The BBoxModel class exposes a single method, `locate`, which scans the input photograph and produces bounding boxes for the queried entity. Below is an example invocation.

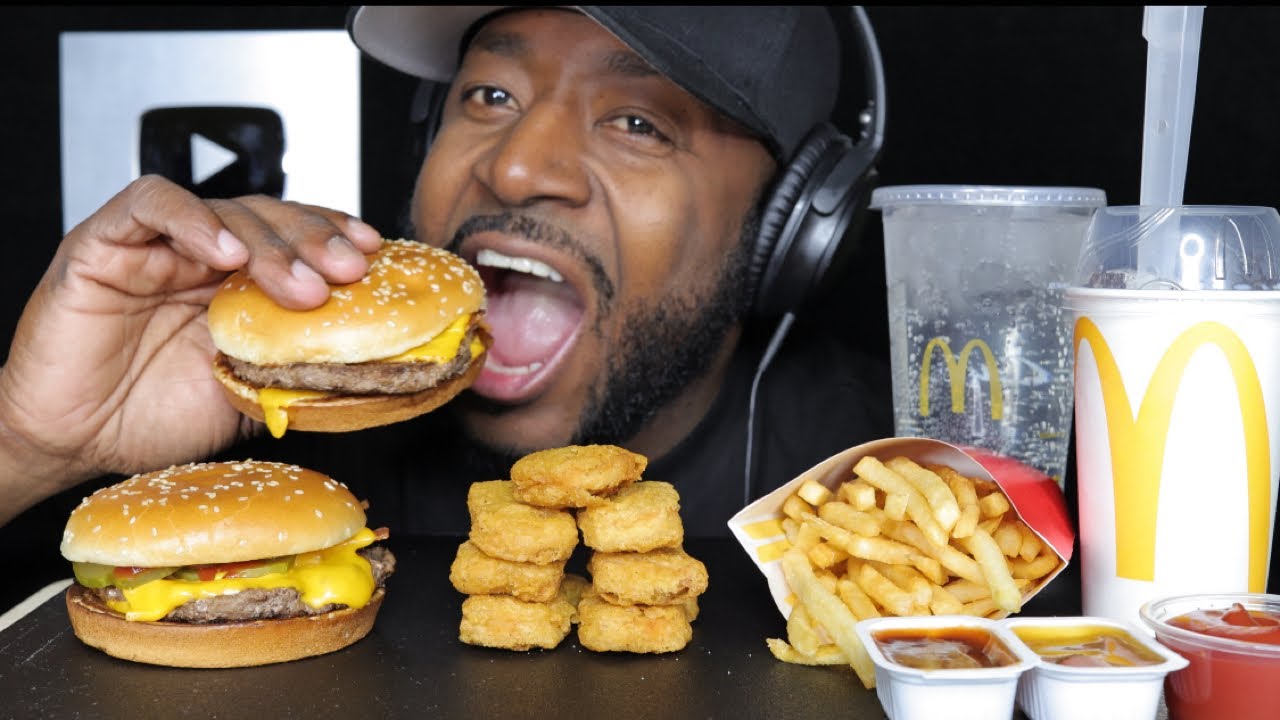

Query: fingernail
[216,230,244,257]
[290,258,324,285]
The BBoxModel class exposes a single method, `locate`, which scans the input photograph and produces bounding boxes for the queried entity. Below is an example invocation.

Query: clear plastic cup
[870,185,1106,485]
[1139,592,1280,720]
[1067,206,1280,628]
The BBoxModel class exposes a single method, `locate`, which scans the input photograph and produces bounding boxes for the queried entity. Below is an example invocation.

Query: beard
[571,213,759,445]
[445,206,761,461]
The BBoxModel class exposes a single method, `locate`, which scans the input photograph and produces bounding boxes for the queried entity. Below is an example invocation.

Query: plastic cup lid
[870,184,1107,210]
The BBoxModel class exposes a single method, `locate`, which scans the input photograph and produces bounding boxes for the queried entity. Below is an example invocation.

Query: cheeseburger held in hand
[209,239,489,438]
[60,460,395,668]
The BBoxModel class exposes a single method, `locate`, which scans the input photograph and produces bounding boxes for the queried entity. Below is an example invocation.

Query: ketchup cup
[1139,592,1280,720]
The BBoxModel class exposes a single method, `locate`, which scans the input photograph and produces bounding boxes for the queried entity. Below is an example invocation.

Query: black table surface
[1,536,1087,720]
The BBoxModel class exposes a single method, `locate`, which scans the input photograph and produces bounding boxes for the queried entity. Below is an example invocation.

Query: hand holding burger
[209,238,489,438]
[61,460,395,667]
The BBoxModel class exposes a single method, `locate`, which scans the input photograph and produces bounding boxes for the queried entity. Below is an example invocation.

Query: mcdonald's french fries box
[728,437,1075,620]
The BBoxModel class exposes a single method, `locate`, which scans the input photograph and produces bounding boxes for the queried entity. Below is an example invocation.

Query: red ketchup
[1158,603,1280,719]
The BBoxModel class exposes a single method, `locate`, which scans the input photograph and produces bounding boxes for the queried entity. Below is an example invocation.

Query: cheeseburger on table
[209,239,489,438]
[60,460,394,667]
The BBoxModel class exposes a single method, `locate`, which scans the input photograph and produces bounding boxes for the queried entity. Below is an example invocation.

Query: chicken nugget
[577,481,683,552]
[467,480,578,563]
[449,541,565,602]
[560,573,591,623]
[587,547,709,606]
[576,589,693,654]
[459,578,580,651]
[510,444,647,508]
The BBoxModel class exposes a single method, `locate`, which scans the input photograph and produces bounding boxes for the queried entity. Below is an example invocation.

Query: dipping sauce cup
[1139,592,1280,720]
[855,615,1039,720]
[1004,616,1188,720]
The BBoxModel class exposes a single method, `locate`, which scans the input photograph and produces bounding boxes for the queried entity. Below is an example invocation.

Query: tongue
[485,274,584,367]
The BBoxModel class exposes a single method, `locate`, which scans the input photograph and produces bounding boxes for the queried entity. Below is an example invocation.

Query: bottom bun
[65,584,386,668]
[212,336,487,434]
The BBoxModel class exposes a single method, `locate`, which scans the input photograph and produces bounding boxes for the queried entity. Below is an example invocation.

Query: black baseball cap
[346,5,842,161]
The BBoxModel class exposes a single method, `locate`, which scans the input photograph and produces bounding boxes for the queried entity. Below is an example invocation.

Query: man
[0,7,889,545]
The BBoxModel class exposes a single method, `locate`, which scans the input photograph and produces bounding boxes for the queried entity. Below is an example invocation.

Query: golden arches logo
[1074,318,1272,591]
[919,337,1004,420]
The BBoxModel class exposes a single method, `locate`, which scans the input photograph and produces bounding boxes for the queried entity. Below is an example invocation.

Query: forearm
[0,373,88,527]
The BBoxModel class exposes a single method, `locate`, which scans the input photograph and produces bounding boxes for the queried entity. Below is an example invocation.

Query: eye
[603,114,671,144]
[461,85,516,109]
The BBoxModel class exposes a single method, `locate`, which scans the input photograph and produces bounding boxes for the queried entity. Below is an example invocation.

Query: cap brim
[347,5,508,81]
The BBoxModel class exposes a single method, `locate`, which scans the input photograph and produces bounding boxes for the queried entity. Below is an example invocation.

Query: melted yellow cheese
[381,314,470,362]
[107,527,378,622]
[258,387,330,439]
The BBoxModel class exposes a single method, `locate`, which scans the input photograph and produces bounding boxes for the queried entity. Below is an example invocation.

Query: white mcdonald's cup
[1066,205,1280,627]
[871,185,1107,485]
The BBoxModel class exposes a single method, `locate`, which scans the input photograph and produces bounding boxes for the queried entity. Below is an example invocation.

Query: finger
[230,195,376,284]
[207,199,332,310]
[284,201,384,253]
[89,175,248,270]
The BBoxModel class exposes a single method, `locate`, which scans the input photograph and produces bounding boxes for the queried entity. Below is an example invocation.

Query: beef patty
[93,544,396,624]
[224,320,482,395]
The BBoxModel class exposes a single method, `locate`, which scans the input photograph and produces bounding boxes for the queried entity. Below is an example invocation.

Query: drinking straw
[1139,6,1205,207]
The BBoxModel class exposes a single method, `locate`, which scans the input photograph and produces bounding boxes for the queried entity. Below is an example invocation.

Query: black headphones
[408,6,886,322]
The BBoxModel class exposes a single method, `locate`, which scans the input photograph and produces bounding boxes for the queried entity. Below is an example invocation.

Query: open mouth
[471,247,586,402]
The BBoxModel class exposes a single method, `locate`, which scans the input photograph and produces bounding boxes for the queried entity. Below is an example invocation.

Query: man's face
[413,8,776,456]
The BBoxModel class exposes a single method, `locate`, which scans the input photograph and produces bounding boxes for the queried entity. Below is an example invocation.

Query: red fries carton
[727,437,1074,620]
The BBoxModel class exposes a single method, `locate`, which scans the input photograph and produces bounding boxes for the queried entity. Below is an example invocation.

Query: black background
[2,6,1279,612]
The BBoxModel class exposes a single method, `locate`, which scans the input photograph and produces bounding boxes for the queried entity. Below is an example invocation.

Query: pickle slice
[72,562,115,588]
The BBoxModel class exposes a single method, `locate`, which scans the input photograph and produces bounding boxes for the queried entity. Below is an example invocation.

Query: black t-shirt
[222,320,892,538]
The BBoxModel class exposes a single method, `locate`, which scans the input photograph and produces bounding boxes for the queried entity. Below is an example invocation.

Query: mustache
[446,212,615,308]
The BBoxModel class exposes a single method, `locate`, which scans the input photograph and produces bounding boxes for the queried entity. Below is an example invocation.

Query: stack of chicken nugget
[450,479,588,650]
[451,444,708,654]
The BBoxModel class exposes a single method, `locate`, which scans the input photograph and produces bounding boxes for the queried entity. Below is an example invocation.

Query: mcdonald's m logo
[1075,318,1272,591]
[919,337,1004,420]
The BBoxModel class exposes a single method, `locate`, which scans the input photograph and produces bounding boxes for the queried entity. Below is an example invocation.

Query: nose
[475,102,591,209]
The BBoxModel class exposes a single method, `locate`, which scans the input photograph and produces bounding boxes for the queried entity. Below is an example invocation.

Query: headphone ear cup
[750,124,847,318]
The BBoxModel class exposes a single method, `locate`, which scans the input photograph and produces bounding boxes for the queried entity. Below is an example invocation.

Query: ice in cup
[1066,206,1280,626]
[1140,592,1280,720]
[870,185,1106,485]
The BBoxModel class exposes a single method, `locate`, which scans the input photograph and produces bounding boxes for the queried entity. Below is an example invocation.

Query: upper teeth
[476,249,564,282]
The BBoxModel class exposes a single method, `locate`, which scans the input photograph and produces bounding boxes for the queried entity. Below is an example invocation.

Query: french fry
[797,479,832,506]
[783,494,816,522]
[818,501,882,538]
[993,520,1024,557]
[885,457,961,533]
[956,528,1022,613]
[935,466,980,539]
[807,541,848,569]
[838,479,878,511]
[871,561,933,610]
[943,579,993,604]
[882,492,908,521]
[856,563,915,616]
[766,638,850,666]
[781,549,877,688]
[836,577,881,621]
[787,604,823,657]
[1010,553,1060,581]
[927,581,965,615]
[1017,523,1042,563]
[978,490,1011,519]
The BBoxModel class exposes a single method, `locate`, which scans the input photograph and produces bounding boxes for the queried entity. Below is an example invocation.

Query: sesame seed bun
[207,239,486,365]
[205,239,489,435]
[60,460,367,567]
